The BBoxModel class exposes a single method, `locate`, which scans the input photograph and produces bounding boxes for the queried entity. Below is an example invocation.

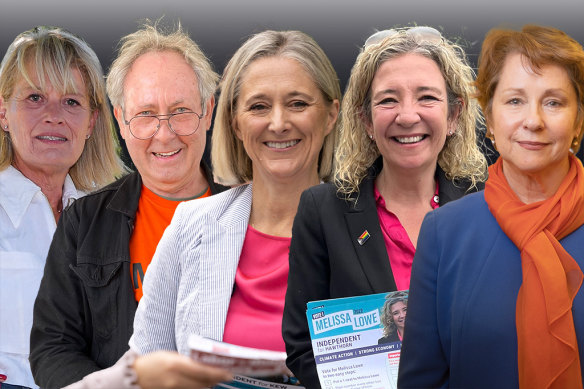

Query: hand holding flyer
[188,335,304,389]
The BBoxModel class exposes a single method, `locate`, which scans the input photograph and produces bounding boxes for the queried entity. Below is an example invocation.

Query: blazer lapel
[344,179,397,293]
[198,184,253,341]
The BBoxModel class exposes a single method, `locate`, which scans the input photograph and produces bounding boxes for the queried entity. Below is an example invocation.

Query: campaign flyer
[188,334,304,389]
[306,291,408,389]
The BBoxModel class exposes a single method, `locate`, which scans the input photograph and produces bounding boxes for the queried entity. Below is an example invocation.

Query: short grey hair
[106,21,218,114]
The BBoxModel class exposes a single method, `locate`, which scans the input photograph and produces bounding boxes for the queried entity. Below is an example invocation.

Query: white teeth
[154,149,180,157]
[37,135,66,141]
[395,135,424,144]
[265,140,300,149]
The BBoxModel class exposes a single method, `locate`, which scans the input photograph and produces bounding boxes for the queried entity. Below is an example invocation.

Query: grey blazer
[130,184,252,355]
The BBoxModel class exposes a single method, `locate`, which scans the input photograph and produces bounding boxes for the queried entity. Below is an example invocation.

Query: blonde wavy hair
[212,30,341,185]
[0,26,125,191]
[335,28,487,198]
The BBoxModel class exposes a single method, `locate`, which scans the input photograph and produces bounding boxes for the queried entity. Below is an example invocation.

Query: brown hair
[475,25,584,150]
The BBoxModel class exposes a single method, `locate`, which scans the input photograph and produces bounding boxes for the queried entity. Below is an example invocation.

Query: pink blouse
[222,226,291,352]
[374,183,439,290]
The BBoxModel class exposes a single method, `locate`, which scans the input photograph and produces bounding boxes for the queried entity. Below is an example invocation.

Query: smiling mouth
[37,135,67,141]
[393,135,426,144]
[154,149,181,158]
[265,140,300,149]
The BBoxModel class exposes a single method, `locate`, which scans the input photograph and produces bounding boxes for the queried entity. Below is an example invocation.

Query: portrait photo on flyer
[306,291,409,389]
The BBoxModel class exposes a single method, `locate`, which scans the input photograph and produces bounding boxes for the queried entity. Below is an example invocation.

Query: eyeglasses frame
[122,111,204,140]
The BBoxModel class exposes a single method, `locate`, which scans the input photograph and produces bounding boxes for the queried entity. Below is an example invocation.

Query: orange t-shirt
[129,185,211,301]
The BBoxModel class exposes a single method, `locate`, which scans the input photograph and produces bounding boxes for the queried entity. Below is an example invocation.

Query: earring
[368,134,374,140]
[86,134,91,140]
[570,138,579,154]
[448,130,453,136]
[3,125,7,129]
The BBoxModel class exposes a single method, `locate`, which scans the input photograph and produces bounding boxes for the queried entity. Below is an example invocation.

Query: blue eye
[174,107,192,114]
[546,100,562,107]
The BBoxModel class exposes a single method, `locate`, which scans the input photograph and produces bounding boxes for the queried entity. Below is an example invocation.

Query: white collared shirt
[0,165,84,388]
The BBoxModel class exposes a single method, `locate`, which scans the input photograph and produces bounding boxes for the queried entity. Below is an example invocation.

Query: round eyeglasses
[364,26,443,48]
[123,111,203,140]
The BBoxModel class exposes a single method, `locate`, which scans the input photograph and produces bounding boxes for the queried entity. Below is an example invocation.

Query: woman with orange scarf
[398,25,584,389]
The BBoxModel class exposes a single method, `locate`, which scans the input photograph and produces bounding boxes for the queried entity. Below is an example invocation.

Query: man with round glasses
[29,23,228,388]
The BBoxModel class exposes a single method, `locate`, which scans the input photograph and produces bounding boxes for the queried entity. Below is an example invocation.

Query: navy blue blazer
[283,160,483,389]
[398,191,584,389]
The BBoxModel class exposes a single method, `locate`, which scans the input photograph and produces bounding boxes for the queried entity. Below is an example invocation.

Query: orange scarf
[485,154,584,389]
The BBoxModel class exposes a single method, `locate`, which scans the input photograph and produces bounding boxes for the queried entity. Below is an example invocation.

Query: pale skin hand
[133,351,233,389]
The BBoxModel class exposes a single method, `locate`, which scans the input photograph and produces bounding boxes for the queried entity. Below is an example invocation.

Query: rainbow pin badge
[357,230,370,246]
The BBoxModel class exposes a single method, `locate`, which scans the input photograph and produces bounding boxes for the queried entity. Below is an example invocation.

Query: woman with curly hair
[378,291,408,345]
[283,26,487,388]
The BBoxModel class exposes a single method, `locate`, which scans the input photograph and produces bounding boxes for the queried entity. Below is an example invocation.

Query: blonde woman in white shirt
[0,26,124,389]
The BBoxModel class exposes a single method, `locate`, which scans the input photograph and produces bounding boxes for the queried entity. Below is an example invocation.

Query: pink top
[374,183,439,291]
[222,226,291,352]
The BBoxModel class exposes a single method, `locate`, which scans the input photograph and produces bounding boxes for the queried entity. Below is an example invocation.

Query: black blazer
[282,160,483,389]
[30,163,228,388]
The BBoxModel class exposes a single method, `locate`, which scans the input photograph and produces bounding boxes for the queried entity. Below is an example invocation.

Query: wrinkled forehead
[122,51,202,107]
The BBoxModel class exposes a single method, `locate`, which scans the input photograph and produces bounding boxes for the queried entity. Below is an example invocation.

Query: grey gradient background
[2,0,583,91]
[2,0,583,165]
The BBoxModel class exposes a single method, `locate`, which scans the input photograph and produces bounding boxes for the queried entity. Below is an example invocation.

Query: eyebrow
[500,87,569,96]
[131,99,191,110]
[373,86,444,99]
[244,90,315,102]
[417,86,443,94]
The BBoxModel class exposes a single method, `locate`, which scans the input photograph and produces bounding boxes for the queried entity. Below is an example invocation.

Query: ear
[202,95,215,133]
[87,109,98,137]
[0,97,8,132]
[232,116,243,141]
[447,98,463,135]
[574,114,583,142]
[113,106,128,140]
[324,99,340,136]
[358,106,375,139]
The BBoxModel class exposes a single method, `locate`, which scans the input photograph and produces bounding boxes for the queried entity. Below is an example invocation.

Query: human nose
[394,101,421,127]
[43,100,65,124]
[268,105,288,134]
[152,116,177,141]
[522,103,544,131]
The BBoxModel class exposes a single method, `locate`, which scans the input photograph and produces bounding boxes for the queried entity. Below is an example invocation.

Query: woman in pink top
[125,29,341,386]
[66,29,340,389]
[282,26,488,388]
